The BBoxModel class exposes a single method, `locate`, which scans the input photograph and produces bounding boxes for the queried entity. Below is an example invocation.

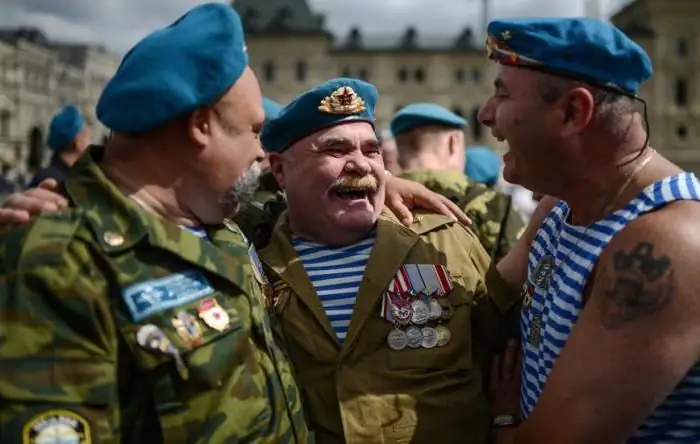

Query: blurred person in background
[393,103,525,261]
[28,105,92,188]
[379,129,402,175]
[465,145,502,188]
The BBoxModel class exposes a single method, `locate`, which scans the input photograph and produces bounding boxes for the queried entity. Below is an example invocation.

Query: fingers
[0,208,31,225]
[0,189,69,226]
[438,195,471,225]
[386,195,414,225]
[38,178,60,191]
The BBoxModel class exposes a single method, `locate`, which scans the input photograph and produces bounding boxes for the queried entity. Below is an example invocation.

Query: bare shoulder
[593,200,700,330]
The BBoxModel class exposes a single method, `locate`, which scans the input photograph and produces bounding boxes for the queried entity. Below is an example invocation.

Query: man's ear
[267,153,286,189]
[188,107,213,148]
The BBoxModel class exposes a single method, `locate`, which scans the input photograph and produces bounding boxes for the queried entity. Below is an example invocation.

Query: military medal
[428,298,443,321]
[391,295,413,326]
[421,327,438,349]
[172,311,203,345]
[410,299,430,325]
[197,298,230,332]
[521,283,534,309]
[405,326,423,348]
[136,324,189,380]
[387,328,408,351]
[435,325,451,347]
[438,298,454,321]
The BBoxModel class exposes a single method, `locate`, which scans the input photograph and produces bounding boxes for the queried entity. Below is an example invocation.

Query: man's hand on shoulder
[0,179,67,225]
[517,201,700,444]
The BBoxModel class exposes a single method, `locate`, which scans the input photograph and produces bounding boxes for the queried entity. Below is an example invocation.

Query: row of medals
[387,293,454,351]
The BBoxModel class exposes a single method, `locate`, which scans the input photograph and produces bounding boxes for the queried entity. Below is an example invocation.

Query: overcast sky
[0,0,633,55]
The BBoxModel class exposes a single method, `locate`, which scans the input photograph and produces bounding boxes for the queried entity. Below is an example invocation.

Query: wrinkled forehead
[289,121,378,155]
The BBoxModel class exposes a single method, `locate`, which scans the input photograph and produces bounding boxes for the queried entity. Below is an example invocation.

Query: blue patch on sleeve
[122,270,215,321]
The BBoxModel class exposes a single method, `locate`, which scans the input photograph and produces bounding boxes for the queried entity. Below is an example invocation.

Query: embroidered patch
[22,409,91,444]
[122,270,215,321]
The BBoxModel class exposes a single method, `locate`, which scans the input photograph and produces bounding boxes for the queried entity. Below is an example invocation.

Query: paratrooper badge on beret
[318,86,367,115]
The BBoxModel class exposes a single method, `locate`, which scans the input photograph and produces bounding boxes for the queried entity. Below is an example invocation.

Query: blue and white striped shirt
[522,172,700,442]
[292,233,375,343]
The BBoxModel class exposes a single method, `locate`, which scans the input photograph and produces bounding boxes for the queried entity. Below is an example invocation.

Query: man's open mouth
[331,186,376,201]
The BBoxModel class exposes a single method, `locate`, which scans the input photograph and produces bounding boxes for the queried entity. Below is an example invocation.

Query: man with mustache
[258,77,524,443]
[482,18,700,443]
[0,5,309,443]
[393,103,526,261]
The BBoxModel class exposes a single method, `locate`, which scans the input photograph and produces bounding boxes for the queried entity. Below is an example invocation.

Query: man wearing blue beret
[393,103,526,262]
[28,104,92,188]
[480,18,700,443]
[0,4,313,443]
[258,78,525,443]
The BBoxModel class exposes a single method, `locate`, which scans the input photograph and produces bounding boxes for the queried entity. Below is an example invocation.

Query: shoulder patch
[5,209,84,269]
[22,409,92,444]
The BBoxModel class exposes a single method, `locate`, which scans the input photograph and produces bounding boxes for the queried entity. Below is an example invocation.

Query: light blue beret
[391,103,467,137]
[486,18,652,95]
[47,105,84,151]
[465,146,501,187]
[262,97,283,122]
[261,78,377,153]
[97,3,248,134]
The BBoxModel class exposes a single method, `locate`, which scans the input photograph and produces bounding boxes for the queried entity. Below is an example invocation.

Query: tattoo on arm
[598,241,675,329]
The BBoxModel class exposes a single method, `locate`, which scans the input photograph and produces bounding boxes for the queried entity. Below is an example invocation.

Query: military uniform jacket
[0,147,308,444]
[234,168,286,249]
[259,211,521,444]
[400,169,525,262]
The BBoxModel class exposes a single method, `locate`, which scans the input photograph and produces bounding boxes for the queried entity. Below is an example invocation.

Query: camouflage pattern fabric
[0,146,308,443]
[235,168,287,250]
[400,169,526,262]
[260,210,522,444]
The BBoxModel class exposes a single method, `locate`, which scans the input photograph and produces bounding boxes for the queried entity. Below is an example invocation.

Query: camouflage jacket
[400,169,526,262]
[0,146,308,443]
[235,168,287,249]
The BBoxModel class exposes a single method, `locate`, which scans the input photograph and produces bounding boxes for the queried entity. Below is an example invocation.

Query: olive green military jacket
[400,169,526,262]
[0,147,308,443]
[259,211,521,444]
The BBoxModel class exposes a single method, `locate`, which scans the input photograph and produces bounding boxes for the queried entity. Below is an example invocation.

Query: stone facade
[236,0,700,174]
[0,29,120,175]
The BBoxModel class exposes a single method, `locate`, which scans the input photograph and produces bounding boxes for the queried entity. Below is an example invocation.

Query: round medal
[405,326,423,348]
[411,300,430,325]
[438,299,454,321]
[435,325,452,347]
[428,299,443,321]
[421,327,438,348]
[387,329,408,350]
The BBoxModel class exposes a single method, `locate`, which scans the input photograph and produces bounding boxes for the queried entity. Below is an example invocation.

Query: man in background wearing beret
[393,103,525,262]
[482,18,700,443]
[28,104,92,188]
[0,4,312,443]
[258,77,523,444]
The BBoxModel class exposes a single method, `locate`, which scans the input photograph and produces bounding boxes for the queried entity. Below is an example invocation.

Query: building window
[472,69,481,83]
[263,60,275,83]
[415,68,425,83]
[358,68,368,80]
[0,110,9,137]
[677,124,688,141]
[341,66,351,77]
[678,38,688,57]
[471,106,482,141]
[455,69,465,84]
[398,67,408,83]
[295,61,307,82]
[675,78,688,106]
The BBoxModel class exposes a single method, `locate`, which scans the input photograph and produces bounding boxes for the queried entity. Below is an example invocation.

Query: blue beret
[97,3,248,134]
[486,18,652,95]
[465,146,501,187]
[391,103,467,137]
[262,97,283,122]
[261,78,377,153]
[47,105,84,151]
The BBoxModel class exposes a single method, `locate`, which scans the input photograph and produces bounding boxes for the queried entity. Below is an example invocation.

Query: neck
[560,149,654,226]
[288,216,374,246]
[58,149,81,166]
[102,147,201,227]
[402,155,451,172]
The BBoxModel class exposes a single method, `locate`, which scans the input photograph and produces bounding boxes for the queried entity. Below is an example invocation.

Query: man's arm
[0,234,118,442]
[507,204,700,444]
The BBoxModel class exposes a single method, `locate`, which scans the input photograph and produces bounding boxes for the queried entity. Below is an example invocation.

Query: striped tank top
[292,233,375,343]
[521,172,700,442]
